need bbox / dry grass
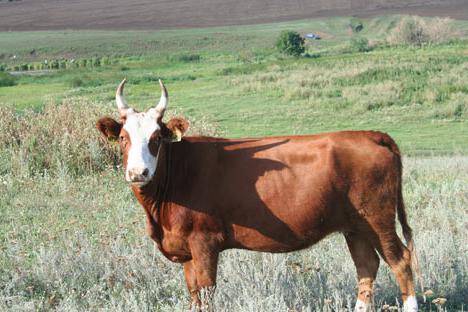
[0,150,466,311]
[0,98,218,178]
[386,16,455,46]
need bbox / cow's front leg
[188,235,220,312]
[184,260,201,310]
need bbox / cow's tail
[397,186,423,295]
[372,132,424,297]
[391,139,424,299]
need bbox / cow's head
[97,79,188,186]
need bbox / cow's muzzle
[127,167,151,185]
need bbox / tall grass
[0,157,466,311]
[387,16,454,46]
[0,99,119,177]
[0,98,218,178]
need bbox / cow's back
[172,131,401,252]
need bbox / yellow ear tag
[171,129,182,142]
[109,136,119,144]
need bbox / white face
[123,108,161,185]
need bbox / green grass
[1,16,467,154]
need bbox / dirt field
[0,0,466,31]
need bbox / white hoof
[354,299,373,312]
[403,296,418,312]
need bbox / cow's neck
[131,142,173,244]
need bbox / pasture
[0,15,467,311]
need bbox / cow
[96,79,420,312]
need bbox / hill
[0,0,466,31]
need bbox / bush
[0,99,218,177]
[69,78,84,88]
[50,60,59,69]
[349,17,364,33]
[0,100,119,177]
[0,72,16,87]
[350,37,370,52]
[275,31,305,56]
[387,16,454,47]
[92,57,101,67]
[174,54,201,63]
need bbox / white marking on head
[123,108,161,184]
[403,296,418,312]
[114,79,168,186]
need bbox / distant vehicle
[305,33,321,40]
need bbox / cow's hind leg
[373,231,417,312]
[345,232,380,312]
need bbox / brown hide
[131,130,403,262]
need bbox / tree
[276,31,305,56]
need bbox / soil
[0,0,466,31]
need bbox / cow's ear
[96,117,122,140]
[166,117,189,142]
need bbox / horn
[155,79,168,118]
[116,78,130,117]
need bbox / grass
[0,17,467,154]
[0,157,466,311]
[0,14,467,311]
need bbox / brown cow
[96,80,419,312]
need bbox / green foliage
[349,17,364,33]
[275,30,305,56]
[91,57,101,67]
[171,54,201,63]
[0,72,16,87]
[349,37,370,52]
[69,77,83,88]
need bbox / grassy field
[1,16,467,154]
[0,157,466,311]
[0,15,467,311]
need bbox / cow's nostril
[142,168,149,177]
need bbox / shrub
[101,56,110,66]
[69,78,84,88]
[50,60,59,69]
[0,63,7,72]
[387,16,453,47]
[0,72,16,87]
[349,17,364,33]
[275,31,305,56]
[0,99,218,177]
[350,37,370,52]
[92,57,101,67]
[174,54,201,63]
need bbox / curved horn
[155,79,168,118]
[116,78,130,117]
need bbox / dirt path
[0,0,466,31]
